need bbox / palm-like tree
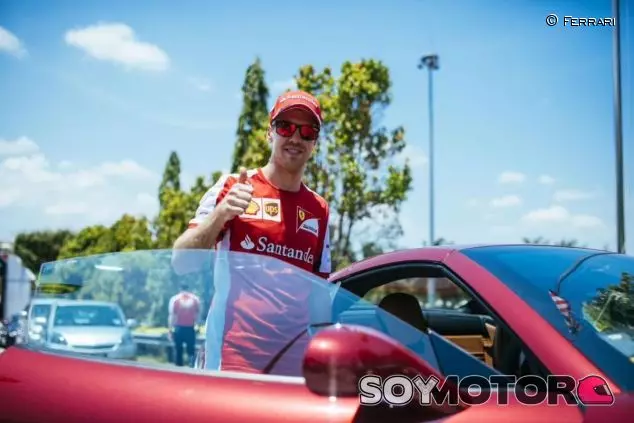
[583,272,634,332]
[522,237,582,247]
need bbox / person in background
[168,282,201,367]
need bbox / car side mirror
[126,319,138,328]
[302,324,462,415]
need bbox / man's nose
[289,129,303,143]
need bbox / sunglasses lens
[299,125,319,140]
[275,121,295,137]
[274,120,319,141]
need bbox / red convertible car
[0,244,632,422]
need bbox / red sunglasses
[273,120,320,141]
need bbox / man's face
[269,108,319,173]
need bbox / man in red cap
[173,90,333,376]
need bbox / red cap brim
[271,104,321,126]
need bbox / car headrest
[378,292,429,333]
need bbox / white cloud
[498,171,526,184]
[490,195,522,208]
[97,159,155,178]
[521,205,604,229]
[539,174,555,185]
[0,137,159,229]
[64,23,169,71]
[0,187,20,208]
[45,202,90,216]
[0,26,27,58]
[0,136,39,156]
[522,205,569,223]
[553,189,595,202]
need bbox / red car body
[0,245,632,422]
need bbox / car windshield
[24,248,493,378]
[462,245,634,390]
[53,305,124,327]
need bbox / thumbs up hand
[237,167,249,184]
[217,167,254,222]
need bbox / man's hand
[216,167,253,222]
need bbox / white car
[26,299,137,360]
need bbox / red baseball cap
[269,90,322,126]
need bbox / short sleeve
[313,200,332,278]
[317,224,332,277]
[188,174,234,229]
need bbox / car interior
[332,262,550,385]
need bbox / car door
[330,261,510,383]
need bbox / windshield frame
[461,245,634,392]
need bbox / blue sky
[1,0,633,253]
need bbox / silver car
[27,299,137,360]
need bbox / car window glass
[25,250,504,384]
[363,277,472,310]
[343,271,547,382]
[30,304,51,320]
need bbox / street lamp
[418,54,439,246]
[419,54,439,306]
[612,0,626,253]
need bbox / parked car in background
[26,298,137,360]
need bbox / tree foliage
[158,152,181,208]
[13,230,74,273]
[231,57,270,172]
[153,153,220,249]
[58,214,153,259]
[295,59,413,269]
[583,272,634,332]
[522,237,583,247]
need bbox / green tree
[232,57,270,172]
[295,60,413,269]
[154,153,222,249]
[13,230,74,273]
[423,237,453,246]
[584,272,634,332]
[58,214,153,259]
[361,241,384,259]
[158,151,181,208]
[58,225,116,259]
